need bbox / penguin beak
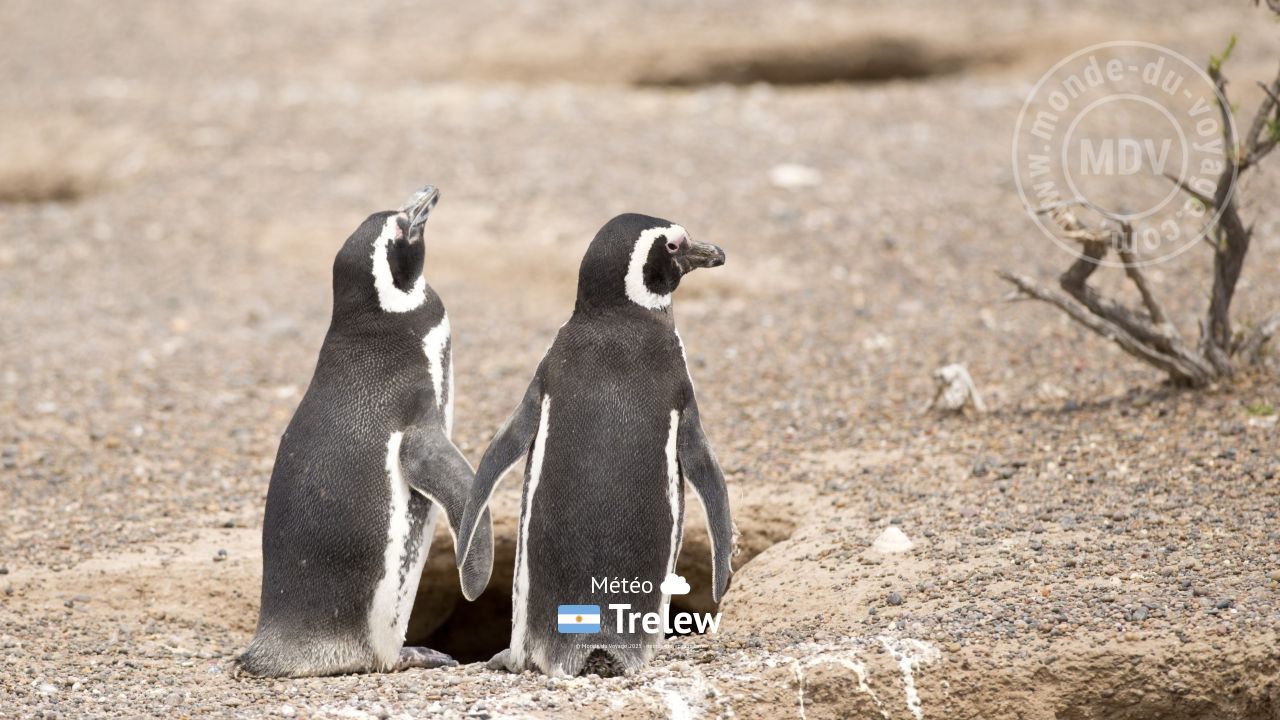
[399,185,440,243]
[680,242,726,273]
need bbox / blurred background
[3,1,1279,717]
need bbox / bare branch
[1120,258,1169,327]
[1161,172,1215,208]
[1207,61,1238,164]
[1199,50,1259,370]
[1237,313,1280,361]
[1259,79,1280,108]
[1054,240,1184,352]
[998,271,1214,385]
[1035,198,1131,225]
[1243,65,1280,167]
[1114,222,1174,335]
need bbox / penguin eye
[662,236,680,253]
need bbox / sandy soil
[3,1,1280,718]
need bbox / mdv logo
[1078,138,1173,175]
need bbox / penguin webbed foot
[485,648,516,673]
[394,646,458,672]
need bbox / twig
[1114,222,1174,334]
[1161,172,1215,208]
[998,271,1213,385]
[1055,240,1177,351]
[1207,62,1238,164]
[1259,79,1280,109]
[1243,66,1280,167]
[1237,313,1280,360]
[1035,198,1131,225]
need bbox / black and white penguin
[236,186,494,678]
[455,213,734,677]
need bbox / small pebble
[887,591,903,606]
[214,549,228,562]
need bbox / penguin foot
[580,649,624,678]
[394,646,458,672]
[485,648,515,672]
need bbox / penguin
[236,186,494,678]
[454,213,734,677]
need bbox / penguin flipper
[455,373,543,568]
[399,427,495,601]
[677,395,735,602]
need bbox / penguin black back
[457,212,733,677]
[237,187,495,678]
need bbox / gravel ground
[3,1,1280,718]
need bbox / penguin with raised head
[455,213,734,677]
[236,186,494,678]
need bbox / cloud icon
[660,573,691,596]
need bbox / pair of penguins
[236,187,734,679]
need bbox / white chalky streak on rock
[649,668,727,720]
[657,680,695,720]
[792,660,807,720]
[877,636,941,720]
[793,652,889,720]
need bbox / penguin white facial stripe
[511,395,552,667]
[369,432,416,667]
[371,216,427,313]
[662,410,681,605]
[624,224,686,310]
[422,313,450,418]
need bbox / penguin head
[331,186,440,315]
[576,213,726,312]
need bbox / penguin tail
[579,648,625,678]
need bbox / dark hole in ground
[408,570,719,663]
[416,581,513,664]
[405,536,517,664]
[0,174,91,204]
[0,121,111,205]
[408,513,791,663]
[635,36,1014,87]
[407,539,731,663]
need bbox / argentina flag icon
[557,605,601,633]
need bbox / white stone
[872,526,915,554]
[769,163,822,189]
[927,363,986,414]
